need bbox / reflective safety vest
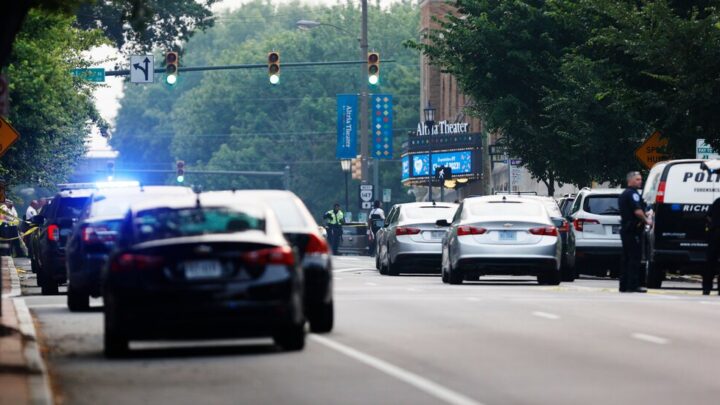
[326,210,344,225]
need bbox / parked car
[65,185,193,311]
[102,193,305,357]
[209,190,334,333]
[567,188,624,278]
[520,196,573,281]
[30,187,94,294]
[557,194,576,218]
[642,159,716,288]
[338,222,370,256]
[438,195,562,285]
[376,202,458,275]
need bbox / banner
[336,94,358,159]
[371,94,393,159]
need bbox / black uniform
[618,187,644,292]
[704,198,720,294]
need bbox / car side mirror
[31,215,45,226]
[436,219,450,227]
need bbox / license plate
[611,225,620,234]
[431,231,445,239]
[499,231,517,241]
[184,260,223,280]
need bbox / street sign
[130,55,154,83]
[0,117,20,158]
[635,131,669,169]
[696,139,720,160]
[71,68,106,82]
[359,184,373,210]
[382,188,391,203]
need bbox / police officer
[324,203,345,254]
[618,171,651,293]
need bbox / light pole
[424,103,436,202]
[340,159,351,212]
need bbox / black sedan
[65,185,192,311]
[102,194,305,357]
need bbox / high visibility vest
[326,210,344,225]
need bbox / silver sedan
[439,196,562,285]
[376,202,458,275]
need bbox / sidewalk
[1,257,52,405]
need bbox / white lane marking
[465,297,480,302]
[26,303,67,309]
[532,311,560,320]
[631,333,670,345]
[364,282,378,286]
[311,335,483,405]
[333,267,375,273]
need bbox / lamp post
[340,159,351,212]
[424,103,436,202]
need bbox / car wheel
[40,276,59,295]
[560,259,575,282]
[67,284,90,312]
[448,264,463,285]
[386,257,399,276]
[543,269,561,286]
[273,322,306,351]
[375,254,380,270]
[646,260,664,289]
[104,296,129,358]
[30,257,38,274]
[309,301,334,334]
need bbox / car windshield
[57,197,90,219]
[584,195,620,215]
[402,206,455,221]
[134,206,265,243]
[469,201,544,217]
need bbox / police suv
[643,159,719,288]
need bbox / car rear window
[57,197,90,219]
[583,195,620,215]
[469,201,543,217]
[91,190,189,218]
[343,226,367,235]
[134,207,265,243]
[402,206,455,221]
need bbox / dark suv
[30,188,94,294]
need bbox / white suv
[567,188,624,278]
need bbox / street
[15,256,720,405]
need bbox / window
[583,195,621,216]
[134,207,265,243]
[401,206,455,221]
[570,195,583,215]
[57,197,90,219]
[468,201,544,217]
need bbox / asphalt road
[15,256,720,405]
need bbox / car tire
[273,322,306,351]
[560,257,575,282]
[541,269,561,286]
[441,266,449,284]
[448,264,463,285]
[40,276,59,295]
[67,284,90,312]
[104,296,129,358]
[31,257,38,274]
[647,260,664,289]
[375,254,380,270]
[309,301,334,334]
[386,256,399,276]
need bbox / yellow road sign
[635,131,669,169]
[0,116,19,158]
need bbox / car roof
[93,185,192,198]
[580,188,623,195]
[56,189,95,198]
[395,202,458,208]
[128,193,265,214]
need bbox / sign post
[634,131,670,169]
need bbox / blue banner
[371,94,393,159]
[336,94,358,159]
[402,156,410,180]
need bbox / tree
[0,9,106,186]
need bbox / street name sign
[635,131,669,169]
[696,139,720,160]
[71,68,106,82]
[0,117,20,158]
[130,55,154,83]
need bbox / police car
[643,159,719,288]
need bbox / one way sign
[130,55,154,83]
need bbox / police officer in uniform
[618,171,651,293]
[324,203,345,254]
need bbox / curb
[8,259,54,405]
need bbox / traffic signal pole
[359,0,369,186]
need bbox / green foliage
[0,9,107,186]
[112,0,420,218]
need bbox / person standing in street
[618,171,651,293]
[324,203,345,254]
[25,199,38,221]
[368,200,385,256]
[704,196,720,295]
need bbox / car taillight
[529,226,559,236]
[47,224,59,241]
[395,227,421,236]
[656,181,666,204]
[573,218,600,232]
[457,225,487,236]
[82,225,116,243]
[243,246,295,267]
[305,233,330,255]
[110,253,164,272]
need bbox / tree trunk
[0,1,32,68]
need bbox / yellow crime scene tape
[0,226,38,241]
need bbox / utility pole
[359,0,369,185]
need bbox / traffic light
[176,160,185,183]
[165,51,179,85]
[268,51,280,84]
[107,161,115,181]
[368,52,380,85]
[351,156,362,180]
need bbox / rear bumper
[389,238,443,265]
[456,257,559,276]
[392,253,442,272]
[574,245,622,260]
[652,249,706,271]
